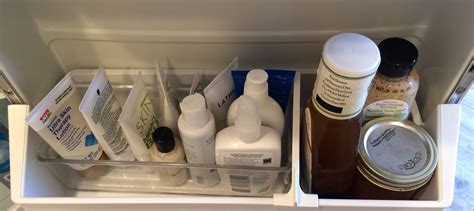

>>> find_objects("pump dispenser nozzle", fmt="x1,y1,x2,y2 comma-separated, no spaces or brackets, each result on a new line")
244,69,268,98
235,96,261,143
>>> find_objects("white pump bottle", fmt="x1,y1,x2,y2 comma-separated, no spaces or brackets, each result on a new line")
216,96,281,194
226,69,284,135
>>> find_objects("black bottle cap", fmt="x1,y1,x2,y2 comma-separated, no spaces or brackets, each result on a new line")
377,38,418,78
152,126,175,153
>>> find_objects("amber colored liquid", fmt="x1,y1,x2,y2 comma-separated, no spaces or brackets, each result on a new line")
307,99,361,198
351,166,417,200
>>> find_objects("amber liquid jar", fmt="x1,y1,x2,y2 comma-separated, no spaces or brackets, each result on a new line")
305,33,381,198
307,100,361,198
351,118,438,200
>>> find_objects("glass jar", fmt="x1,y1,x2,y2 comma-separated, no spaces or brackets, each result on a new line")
352,118,438,200
363,38,419,123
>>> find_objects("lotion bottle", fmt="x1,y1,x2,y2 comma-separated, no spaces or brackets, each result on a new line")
178,93,219,187
226,69,284,135
216,96,281,194
151,126,189,186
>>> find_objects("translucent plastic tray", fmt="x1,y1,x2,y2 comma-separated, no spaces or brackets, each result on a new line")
35,68,294,197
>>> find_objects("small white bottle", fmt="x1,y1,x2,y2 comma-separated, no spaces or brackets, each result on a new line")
178,93,220,187
227,69,285,135
216,96,281,194
150,126,189,187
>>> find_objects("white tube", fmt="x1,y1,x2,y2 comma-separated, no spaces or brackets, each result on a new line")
26,74,103,170
203,57,238,130
118,73,159,161
79,67,135,161
155,61,180,135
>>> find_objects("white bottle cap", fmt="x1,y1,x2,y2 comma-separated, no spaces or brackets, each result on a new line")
244,69,268,94
235,96,261,143
322,33,380,78
180,93,209,129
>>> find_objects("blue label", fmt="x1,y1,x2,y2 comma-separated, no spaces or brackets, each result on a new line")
85,133,98,147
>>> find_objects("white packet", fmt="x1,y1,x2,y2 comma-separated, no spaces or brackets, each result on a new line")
79,67,135,161
189,72,205,95
203,57,238,130
26,74,103,170
155,61,180,135
118,73,159,161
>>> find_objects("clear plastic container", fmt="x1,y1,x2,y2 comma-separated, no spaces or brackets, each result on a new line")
34,69,293,197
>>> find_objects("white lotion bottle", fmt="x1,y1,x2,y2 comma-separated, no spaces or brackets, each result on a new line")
216,96,281,194
178,93,220,187
227,69,285,135
150,126,189,187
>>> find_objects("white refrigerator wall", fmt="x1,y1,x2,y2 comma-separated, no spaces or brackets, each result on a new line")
0,0,471,117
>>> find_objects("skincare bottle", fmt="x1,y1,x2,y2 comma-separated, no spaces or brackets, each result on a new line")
226,69,284,135
151,126,189,186
216,96,281,194
178,93,219,187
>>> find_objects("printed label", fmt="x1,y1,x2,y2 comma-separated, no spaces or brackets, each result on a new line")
312,60,375,119
28,80,103,171
363,99,409,122
222,153,273,166
367,126,427,175
220,152,276,193
92,81,130,156
136,92,158,149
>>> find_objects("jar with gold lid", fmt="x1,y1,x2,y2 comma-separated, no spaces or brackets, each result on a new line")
352,118,438,200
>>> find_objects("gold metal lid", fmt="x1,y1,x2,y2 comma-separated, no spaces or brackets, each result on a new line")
357,117,438,191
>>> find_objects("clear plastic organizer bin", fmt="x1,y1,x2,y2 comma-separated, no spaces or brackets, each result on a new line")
33,68,294,197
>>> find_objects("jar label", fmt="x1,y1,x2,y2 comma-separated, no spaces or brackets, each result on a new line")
312,60,375,119
363,99,410,122
367,125,427,175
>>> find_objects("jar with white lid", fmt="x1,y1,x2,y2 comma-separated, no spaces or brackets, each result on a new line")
306,33,380,197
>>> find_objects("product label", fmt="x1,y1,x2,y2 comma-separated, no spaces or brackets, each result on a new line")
182,134,216,164
92,81,130,156
181,127,219,186
136,93,159,149
28,79,103,171
367,126,427,175
222,153,274,166
220,152,277,193
363,99,410,122
312,60,375,119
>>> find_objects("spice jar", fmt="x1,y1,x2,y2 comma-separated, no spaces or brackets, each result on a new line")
363,38,419,123
352,118,438,200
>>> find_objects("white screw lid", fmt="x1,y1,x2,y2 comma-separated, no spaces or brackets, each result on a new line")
244,69,268,94
235,96,261,143
180,93,209,129
322,33,381,78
